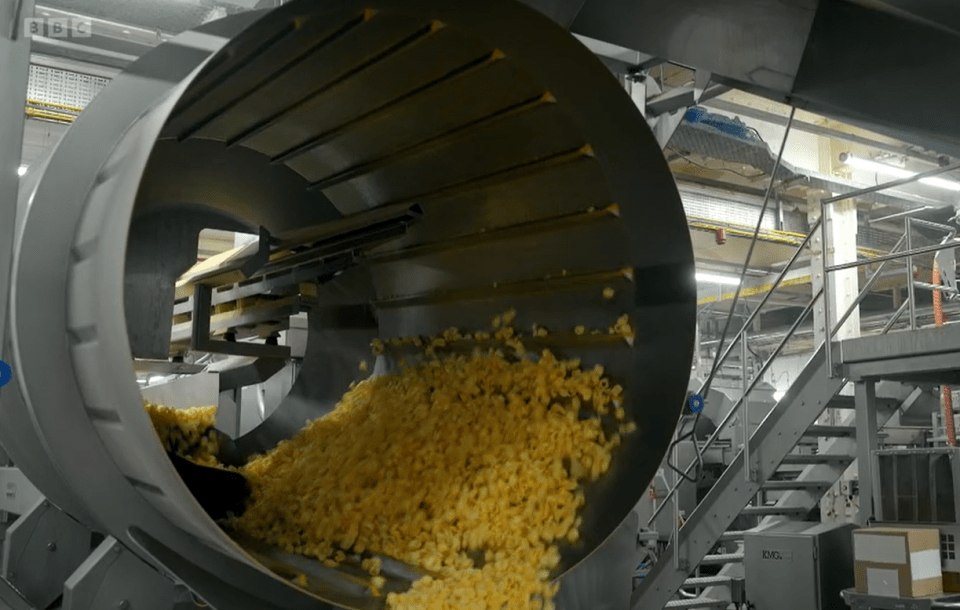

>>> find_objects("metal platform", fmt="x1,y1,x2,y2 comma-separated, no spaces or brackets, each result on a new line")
839,322,960,385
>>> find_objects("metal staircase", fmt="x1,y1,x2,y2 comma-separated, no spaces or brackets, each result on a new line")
634,343,844,610
633,177,960,610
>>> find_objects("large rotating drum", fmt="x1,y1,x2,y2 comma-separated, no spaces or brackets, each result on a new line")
1,0,695,608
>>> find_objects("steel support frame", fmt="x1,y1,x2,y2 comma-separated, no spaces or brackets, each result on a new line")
854,380,878,525
756,386,901,528
2,497,91,610
816,189,862,521
840,322,960,384
63,536,176,610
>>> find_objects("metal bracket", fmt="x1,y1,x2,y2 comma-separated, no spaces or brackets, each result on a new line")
216,356,288,392
692,69,712,100
239,225,273,278
0,467,41,515
190,283,291,359
2,497,90,610
63,537,176,610
649,108,687,149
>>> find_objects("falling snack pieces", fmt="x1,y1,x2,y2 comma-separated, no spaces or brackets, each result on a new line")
228,336,631,610
143,308,637,610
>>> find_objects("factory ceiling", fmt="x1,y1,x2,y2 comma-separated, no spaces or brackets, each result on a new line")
32,0,960,163
538,0,960,160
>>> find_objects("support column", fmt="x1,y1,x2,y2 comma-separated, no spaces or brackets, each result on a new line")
0,0,35,349
810,192,862,523
854,380,878,525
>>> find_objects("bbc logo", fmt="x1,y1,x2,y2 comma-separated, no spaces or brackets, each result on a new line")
24,17,93,39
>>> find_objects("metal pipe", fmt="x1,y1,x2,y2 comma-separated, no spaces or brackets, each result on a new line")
822,161,960,205
915,281,959,293
820,197,833,376
830,234,907,340
881,300,910,335
869,206,933,224
742,331,750,482
701,106,796,401
910,218,957,235
696,215,822,394
906,218,918,330
672,438,680,570
650,287,823,524
827,239,960,271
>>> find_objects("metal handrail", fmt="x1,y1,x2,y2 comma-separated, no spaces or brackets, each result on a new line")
649,287,824,525
824,200,958,339
648,217,823,519
821,163,960,373
694,216,822,396
881,300,910,334
827,239,960,272
653,162,960,534
830,233,906,340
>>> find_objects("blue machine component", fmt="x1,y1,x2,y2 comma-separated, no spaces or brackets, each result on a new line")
684,107,762,143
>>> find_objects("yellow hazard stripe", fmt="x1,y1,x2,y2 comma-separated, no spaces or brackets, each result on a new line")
697,275,813,305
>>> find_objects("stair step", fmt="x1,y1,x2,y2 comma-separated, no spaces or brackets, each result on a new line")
684,575,735,588
665,597,730,609
718,530,746,542
741,505,809,517
827,395,856,409
803,425,855,437
700,552,744,565
780,453,854,465
763,480,833,490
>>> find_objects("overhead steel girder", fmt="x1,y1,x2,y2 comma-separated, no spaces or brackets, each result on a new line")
531,0,960,159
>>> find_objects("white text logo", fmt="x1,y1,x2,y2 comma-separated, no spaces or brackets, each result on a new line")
24,17,93,39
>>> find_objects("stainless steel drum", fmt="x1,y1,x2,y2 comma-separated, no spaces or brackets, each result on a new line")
0,1,695,608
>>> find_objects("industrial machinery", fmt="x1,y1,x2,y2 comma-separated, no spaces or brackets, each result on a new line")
872,448,960,577
0,0,695,608
745,522,857,610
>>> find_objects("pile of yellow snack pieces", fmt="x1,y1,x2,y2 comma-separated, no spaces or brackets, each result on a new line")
146,305,637,610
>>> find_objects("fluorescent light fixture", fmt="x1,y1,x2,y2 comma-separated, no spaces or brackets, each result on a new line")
773,390,785,401
696,272,741,286
841,154,960,192
17,166,26,176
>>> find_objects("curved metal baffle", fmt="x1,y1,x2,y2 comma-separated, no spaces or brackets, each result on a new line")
1,1,695,608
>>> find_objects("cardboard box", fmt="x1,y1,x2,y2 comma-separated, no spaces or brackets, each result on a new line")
854,527,943,598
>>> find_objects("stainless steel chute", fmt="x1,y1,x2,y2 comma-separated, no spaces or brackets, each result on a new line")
0,1,695,608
